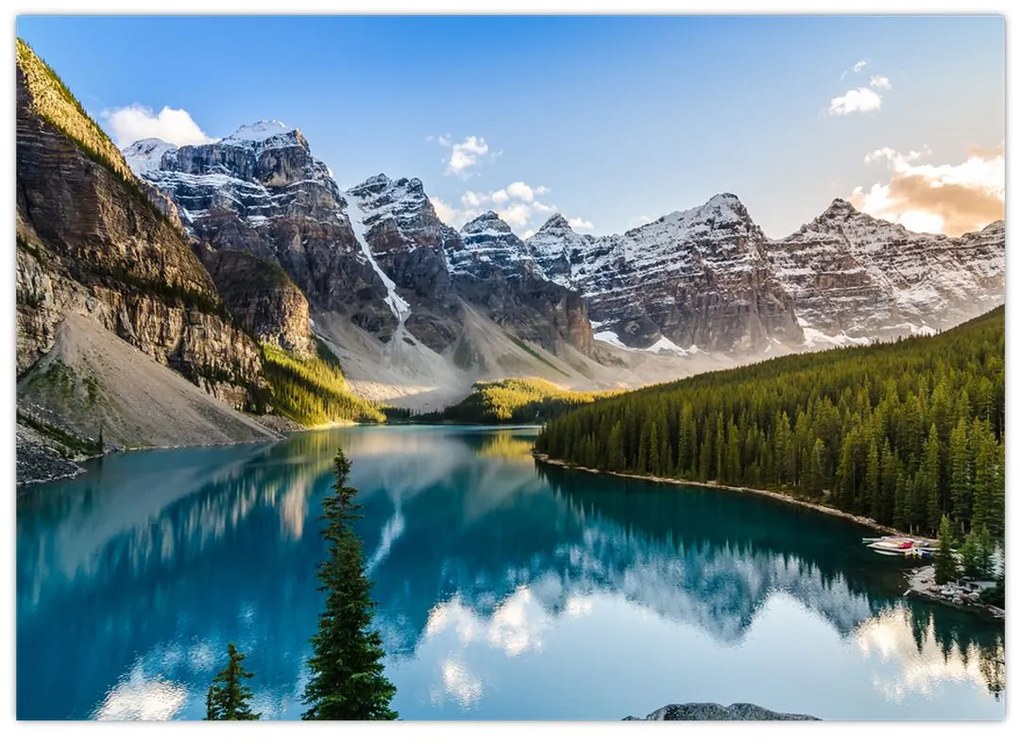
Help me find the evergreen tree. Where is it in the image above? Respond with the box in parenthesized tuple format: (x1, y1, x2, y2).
(948, 418, 972, 527)
(205, 643, 260, 721)
(865, 437, 880, 520)
(920, 424, 942, 533)
(533, 307, 1004, 543)
(302, 450, 397, 720)
(934, 514, 959, 586)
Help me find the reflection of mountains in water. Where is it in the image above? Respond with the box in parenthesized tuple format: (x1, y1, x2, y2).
(17, 428, 1004, 719)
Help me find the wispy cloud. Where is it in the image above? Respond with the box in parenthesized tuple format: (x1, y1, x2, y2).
(869, 75, 891, 91)
(102, 104, 214, 147)
(850, 145, 1004, 235)
(829, 62, 891, 116)
(433, 134, 497, 178)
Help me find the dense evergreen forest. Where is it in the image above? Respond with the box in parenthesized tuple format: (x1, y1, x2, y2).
(418, 377, 615, 424)
(262, 340, 386, 425)
(536, 307, 1005, 540)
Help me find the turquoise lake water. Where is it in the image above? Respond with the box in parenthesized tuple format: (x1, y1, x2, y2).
(16, 425, 1004, 720)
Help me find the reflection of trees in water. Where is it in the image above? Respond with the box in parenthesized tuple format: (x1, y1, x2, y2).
(855, 604, 1005, 701)
(18, 428, 1005, 719)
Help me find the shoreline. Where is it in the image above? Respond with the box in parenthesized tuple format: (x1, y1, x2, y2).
(904, 565, 1005, 623)
(533, 453, 1006, 624)
(532, 452, 912, 538)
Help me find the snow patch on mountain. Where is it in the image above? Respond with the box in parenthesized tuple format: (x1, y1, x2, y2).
(122, 138, 176, 175)
(342, 190, 411, 323)
(224, 120, 292, 142)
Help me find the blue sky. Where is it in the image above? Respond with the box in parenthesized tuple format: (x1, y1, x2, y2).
(17, 15, 1005, 238)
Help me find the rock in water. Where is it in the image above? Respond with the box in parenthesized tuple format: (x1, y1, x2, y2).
(626, 702, 819, 721)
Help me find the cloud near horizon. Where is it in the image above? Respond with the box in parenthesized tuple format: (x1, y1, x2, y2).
(850, 145, 1004, 235)
(101, 104, 214, 147)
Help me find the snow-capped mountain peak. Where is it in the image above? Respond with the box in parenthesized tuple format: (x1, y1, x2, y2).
(224, 119, 294, 142)
(122, 137, 177, 175)
(462, 210, 514, 235)
(538, 213, 575, 233)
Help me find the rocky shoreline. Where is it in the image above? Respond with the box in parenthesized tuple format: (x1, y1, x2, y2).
(905, 565, 1005, 622)
(15, 425, 87, 485)
(625, 703, 819, 721)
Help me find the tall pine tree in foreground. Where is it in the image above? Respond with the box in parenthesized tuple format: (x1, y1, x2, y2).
(302, 449, 397, 720)
(206, 643, 260, 720)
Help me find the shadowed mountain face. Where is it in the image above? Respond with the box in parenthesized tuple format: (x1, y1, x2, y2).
(17, 427, 1004, 721)
(15, 41, 268, 410)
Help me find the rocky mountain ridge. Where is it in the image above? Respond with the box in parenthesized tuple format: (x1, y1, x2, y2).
(528, 195, 1005, 353)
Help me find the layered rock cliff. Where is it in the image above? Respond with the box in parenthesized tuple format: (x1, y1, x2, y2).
(196, 246, 314, 356)
(16, 39, 269, 410)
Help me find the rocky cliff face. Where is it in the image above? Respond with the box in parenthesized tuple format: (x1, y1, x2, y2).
(197, 246, 314, 356)
(529, 195, 803, 353)
(455, 212, 594, 356)
(16, 40, 268, 410)
(769, 199, 1006, 343)
(345, 174, 462, 351)
(125, 121, 399, 340)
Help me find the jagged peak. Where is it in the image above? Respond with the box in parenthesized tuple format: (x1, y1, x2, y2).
(350, 173, 392, 193)
(537, 213, 574, 233)
(706, 192, 743, 207)
(821, 197, 859, 217)
(462, 210, 513, 235)
(224, 120, 297, 143)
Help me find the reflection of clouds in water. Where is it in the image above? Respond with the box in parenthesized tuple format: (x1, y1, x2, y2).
(278, 480, 308, 540)
(566, 595, 594, 617)
(855, 606, 998, 702)
(366, 505, 405, 574)
(432, 658, 484, 708)
(426, 585, 568, 658)
(94, 664, 187, 720)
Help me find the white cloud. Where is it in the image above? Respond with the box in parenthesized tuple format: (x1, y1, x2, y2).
(436, 134, 494, 177)
(850, 144, 1004, 235)
(828, 66, 892, 116)
(430, 196, 459, 226)
(567, 216, 595, 231)
(870, 75, 891, 91)
(430, 180, 559, 234)
(101, 104, 214, 147)
(828, 86, 883, 116)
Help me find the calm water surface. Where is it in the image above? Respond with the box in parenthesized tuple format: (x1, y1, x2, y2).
(17, 426, 1004, 720)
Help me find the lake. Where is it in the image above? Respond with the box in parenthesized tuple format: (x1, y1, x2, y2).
(16, 425, 1004, 720)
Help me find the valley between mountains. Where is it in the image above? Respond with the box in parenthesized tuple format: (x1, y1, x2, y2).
(14, 39, 1005, 483)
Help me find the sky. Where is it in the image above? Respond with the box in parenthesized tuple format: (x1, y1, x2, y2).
(16, 15, 1004, 239)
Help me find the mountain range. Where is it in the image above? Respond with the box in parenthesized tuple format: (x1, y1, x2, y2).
(14, 39, 1005, 479)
